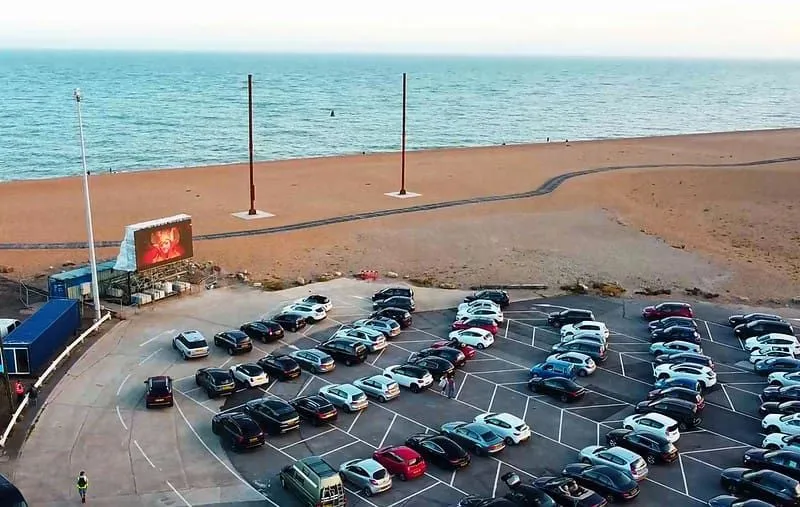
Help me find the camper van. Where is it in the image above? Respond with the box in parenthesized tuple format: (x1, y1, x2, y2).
(280, 456, 346, 507)
(0, 319, 21, 339)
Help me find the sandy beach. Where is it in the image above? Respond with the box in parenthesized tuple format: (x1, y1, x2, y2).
(1, 128, 799, 304)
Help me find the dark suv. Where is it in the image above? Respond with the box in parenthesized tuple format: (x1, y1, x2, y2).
(144, 376, 174, 408)
(317, 338, 368, 366)
(373, 286, 414, 301)
(240, 321, 285, 343)
(213, 330, 253, 355)
(551, 339, 607, 362)
(547, 309, 595, 328)
(195, 367, 236, 398)
(373, 296, 415, 313)
(464, 290, 510, 308)
(243, 398, 300, 435)
(211, 412, 265, 451)
(735, 320, 795, 339)
(273, 313, 308, 332)
(371, 307, 413, 328)
(257, 354, 302, 381)
(651, 325, 701, 344)
(634, 398, 702, 430)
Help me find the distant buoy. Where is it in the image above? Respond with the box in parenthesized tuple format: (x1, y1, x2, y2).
(330, 110, 335, 117)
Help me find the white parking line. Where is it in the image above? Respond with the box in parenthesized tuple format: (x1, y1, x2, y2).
(504, 320, 509, 339)
(678, 455, 689, 494)
(723, 384, 763, 396)
(704, 321, 714, 342)
(138, 349, 160, 366)
(596, 423, 600, 446)
(183, 387, 202, 395)
(140, 329, 176, 347)
(557, 410, 564, 442)
(319, 441, 359, 457)
(449, 469, 457, 486)
(683, 455, 723, 471)
(454, 375, 467, 400)
(720, 385, 736, 411)
(116, 373, 132, 397)
(523, 397, 531, 422)
(370, 348, 386, 366)
(681, 445, 750, 455)
(531, 327, 536, 347)
(279, 429, 337, 450)
(619, 353, 626, 377)
(347, 411, 363, 433)
(386, 483, 439, 507)
(468, 368, 527, 375)
(134, 440, 157, 469)
(567, 403, 628, 410)
(379, 414, 398, 448)
(116, 405, 128, 431)
(166, 480, 192, 507)
(646, 477, 705, 504)
(296, 377, 315, 398)
(218, 357, 233, 369)
(488, 385, 498, 412)
(491, 460, 502, 497)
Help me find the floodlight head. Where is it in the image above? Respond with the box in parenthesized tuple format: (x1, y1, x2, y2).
(73, 88, 82, 102)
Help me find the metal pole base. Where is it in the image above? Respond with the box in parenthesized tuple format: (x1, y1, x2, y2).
(248, 209, 257, 215)
(399, 189, 407, 195)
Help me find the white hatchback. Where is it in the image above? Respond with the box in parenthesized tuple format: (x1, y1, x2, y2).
(456, 307, 504, 323)
(745, 334, 800, 354)
(282, 302, 328, 322)
(448, 328, 495, 349)
(763, 432, 800, 451)
(763, 413, 800, 436)
(473, 412, 531, 445)
(457, 300, 501, 313)
(653, 363, 717, 389)
(623, 413, 680, 443)
(560, 321, 610, 341)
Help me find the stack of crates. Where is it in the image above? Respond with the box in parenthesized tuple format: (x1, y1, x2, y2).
(131, 293, 152, 305)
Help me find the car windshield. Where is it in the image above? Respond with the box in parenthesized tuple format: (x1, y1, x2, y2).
(480, 431, 497, 441)
(666, 424, 678, 432)
(149, 379, 169, 394)
(353, 393, 367, 401)
(273, 404, 295, 415)
(210, 371, 232, 382)
(239, 419, 261, 435)
(184, 339, 207, 349)
(372, 469, 387, 480)
(241, 365, 261, 375)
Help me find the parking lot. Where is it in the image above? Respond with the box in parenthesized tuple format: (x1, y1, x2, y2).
(168, 290, 774, 507)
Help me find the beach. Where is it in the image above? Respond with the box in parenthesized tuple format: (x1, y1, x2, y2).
(1, 128, 799, 304)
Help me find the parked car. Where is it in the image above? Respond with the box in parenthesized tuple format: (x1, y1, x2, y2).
(383, 365, 433, 392)
(318, 384, 369, 413)
(527, 475, 609, 507)
(280, 456, 346, 507)
(370, 307, 412, 328)
(652, 376, 701, 392)
(561, 463, 640, 502)
(352, 375, 401, 402)
(605, 428, 678, 464)
(373, 296, 415, 313)
(759, 401, 800, 417)
(649, 316, 698, 331)
(172, 330, 210, 359)
(474, 412, 531, 445)
(634, 398, 701, 430)
(457, 497, 518, 507)
(763, 433, 800, 452)
(650, 326, 701, 344)
(230, 363, 269, 387)
(464, 289, 510, 308)
(622, 413, 680, 443)
(720, 467, 800, 506)
(756, 358, 800, 376)
(211, 412, 265, 451)
(412, 347, 467, 368)
(440, 421, 506, 456)
(332, 327, 387, 353)
(243, 398, 300, 435)
(763, 413, 800, 435)
(144, 376, 173, 408)
(282, 302, 327, 322)
(338, 458, 392, 497)
(730, 313, 786, 327)
(653, 363, 716, 390)
(351, 317, 401, 338)
(546, 352, 596, 377)
(458, 300, 501, 314)
(256, 354, 301, 381)
(647, 387, 705, 410)
(560, 321, 610, 341)
(448, 328, 495, 349)
(653, 352, 714, 370)
(746, 334, 800, 354)
(642, 302, 693, 321)
(650, 340, 702, 356)
(372, 445, 426, 481)
(751, 347, 796, 364)
(550, 339, 608, 363)
(404, 433, 470, 469)
(372, 286, 414, 301)
(316, 338, 368, 366)
(707, 496, 775, 507)
(498, 472, 559, 507)
(194, 367, 236, 398)
(290, 349, 335, 373)
(452, 317, 499, 335)
(743, 448, 800, 481)
(528, 376, 587, 402)
(432, 339, 477, 359)
(769, 372, 800, 388)
(240, 320, 284, 343)
(530, 360, 577, 379)
(212, 330, 253, 355)
(736, 320, 795, 340)
(763, 385, 800, 403)
(289, 395, 338, 425)
(272, 312, 307, 332)
(548, 309, 596, 328)
(406, 356, 455, 381)
(578, 446, 648, 481)
(456, 306, 503, 323)
(295, 294, 333, 312)
(561, 332, 607, 347)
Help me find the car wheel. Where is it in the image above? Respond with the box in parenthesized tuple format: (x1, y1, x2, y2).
(657, 374, 669, 380)
(727, 484, 737, 494)
(581, 458, 591, 464)
(379, 395, 387, 403)
(214, 338, 220, 347)
(306, 317, 315, 324)
(646, 454, 657, 465)
(363, 487, 373, 497)
(770, 381, 783, 387)
(399, 473, 408, 481)
(207, 388, 215, 399)
(578, 369, 588, 377)
(653, 351, 663, 356)
(345, 359, 353, 366)
(183, 352, 190, 361)
(608, 438, 617, 446)
(228, 348, 235, 356)
(410, 384, 421, 393)
(623, 425, 633, 431)
(504, 437, 515, 446)
(560, 394, 568, 402)
(477, 343, 485, 350)
(768, 425, 780, 433)
(211, 422, 219, 435)
(606, 494, 615, 503)
(678, 422, 688, 432)
(698, 382, 706, 391)
(145, 403, 151, 409)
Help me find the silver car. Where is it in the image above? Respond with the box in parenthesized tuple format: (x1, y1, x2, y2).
(318, 384, 369, 412)
(333, 327, 387, 352)
(353, 375, 401, 403)
(339, 458, 392, 496)
(578, 445, 648, 481)
(352, 318, 401, 338)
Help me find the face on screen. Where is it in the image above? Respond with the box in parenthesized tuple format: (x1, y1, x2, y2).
(136, 221, 192, 269)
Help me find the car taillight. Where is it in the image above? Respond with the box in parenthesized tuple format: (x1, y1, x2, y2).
(370, 479, 380, 485)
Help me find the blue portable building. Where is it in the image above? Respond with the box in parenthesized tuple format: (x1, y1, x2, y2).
(1, 299, 81, 375)
(48, 260, 119, 300)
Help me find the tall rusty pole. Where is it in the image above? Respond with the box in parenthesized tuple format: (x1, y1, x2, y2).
(399, 72, 407, 195)
(247, 74, 257, 215)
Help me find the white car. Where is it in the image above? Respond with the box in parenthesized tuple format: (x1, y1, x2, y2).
(319, 384, 369, 413)
(282, 302, 327, 322)
(456, 307, 504, 323)
(294, 294, 333, 312)
(229, 363, 269, 387)
(649, 341, 702, 356)
(334, 327, 387, 352)
(768, 372, 800, 388)
(546, 352, 596, 377)
(750, 347, 796, 364)
(560, 321, 610, 341)
(382, 365, 433, 393)
(353, 375, 401, 402)
(763, 413, 800, 436)
(560, 331, 606, 346)
(473, 412, 531, 445)
(173, 330, 210, 359)
(448, 328, 495, 349)
(763, 432, 800, 451)
(653, 363, 717, 389)
(623, 413, 680, 443)
(457, 300, 501, 313)
(745, 334, 800, 353)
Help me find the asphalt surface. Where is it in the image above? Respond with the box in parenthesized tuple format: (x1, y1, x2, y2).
(168, 293, 773, 507)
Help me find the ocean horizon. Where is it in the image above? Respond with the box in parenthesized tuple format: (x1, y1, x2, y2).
(1, 50, 799, 182)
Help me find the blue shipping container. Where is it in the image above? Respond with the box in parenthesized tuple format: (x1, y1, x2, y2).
(2, 299, 81, 375)
(48, 259, 118, 300)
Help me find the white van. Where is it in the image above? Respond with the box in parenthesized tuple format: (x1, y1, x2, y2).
(0, 319, 21, 339)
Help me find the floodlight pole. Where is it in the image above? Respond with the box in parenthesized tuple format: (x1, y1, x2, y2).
(74, 89, 102, 322)
(247, 74, 257, 215)
(399, 72, 407, 195)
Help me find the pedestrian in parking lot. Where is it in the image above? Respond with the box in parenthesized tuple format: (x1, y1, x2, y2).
(28, 384, 38, 408)
(14, 380, 25, 405)
(438, 375, 447, 395)
(446, 372, 456, 399)
(76, 471, 88, 503)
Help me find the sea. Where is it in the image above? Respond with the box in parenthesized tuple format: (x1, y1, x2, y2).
(1, 50, 799, 182)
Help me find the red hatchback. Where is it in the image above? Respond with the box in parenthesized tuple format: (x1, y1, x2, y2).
(642, 302, 693, 321)
(432, 340, 477, 359)
(372, 445, 427, 481)
(452, 318, 499, 335)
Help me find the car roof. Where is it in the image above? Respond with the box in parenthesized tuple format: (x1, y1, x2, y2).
(640, 412, 678, 424)
(663, 326, 696, 332)
(572, 321, 606, 327)
(649, 397, 696, 409)
(381, 445, 417, 459)
(602, 446, 640, 461)
(330, 384, 362, 394)
(485, 412, 522, 423)
(658, 302, 691, 307)
(182, 330, 205, 341)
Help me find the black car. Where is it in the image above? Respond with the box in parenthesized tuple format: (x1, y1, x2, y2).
(414, 347, 467, 368)
(648, 316, 698, 331)
(561, 463, 640, 502)
(634, 398, 701, 430)
(256, 354, 301, 381)
(298, 294, 331, 307)
(0, 473, 28, 507)
(211, 412, 265, 451)
(735, 320, 795, 339)
(195, 367, 236, 398)
(605, 428, 678, 464)
(763, 385, 800, 403)
(371, 307, 413, 328)
(755, 358, 800, 376)
(373, 296, 415, 312)
(720, 467, 800, 506)
(499, 473, 558, 507)
(528, 377, 587, 402)
(650, 326, 701, 344)
(272, 313, 307, 332)
(464, 289, 510, 308)
(243, 398, 300, 435)
(653, 352, 714, 369)
(647, 386, 705, 407)
(289, 395, 338, 426)
(406, 356, 455, 381)
(759, 401, 800, 417)
(405, 433, 470, 469)
(240, 320, 285, 343)
(316, 338, 368, 366)
(372, 286, 414, 301)
(213, 330, 253, 355)
(457, 497, 519, 507)
(730, 313, 786, 327)
(144, 375, 174, 408)
(743, 449, 800, 481)
(547, 309, 596, 328)
(529, 475, 608, 507)
(708, 496, 775, 507)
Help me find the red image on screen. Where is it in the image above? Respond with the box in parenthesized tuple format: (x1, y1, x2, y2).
(134, 219, 193, 270)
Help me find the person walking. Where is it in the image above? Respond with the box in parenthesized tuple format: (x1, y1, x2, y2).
(445, 372, 456, 399)
(76, 471, 88, 503)
(28, 384, 38, 408)
(14, 380, 25, 405)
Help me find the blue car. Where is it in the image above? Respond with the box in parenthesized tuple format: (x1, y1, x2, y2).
(530, 360, 576, 379)
(653, 376, 700, 392)
(755, 358, 800, 376)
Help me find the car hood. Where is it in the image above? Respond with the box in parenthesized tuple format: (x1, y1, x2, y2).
(743, 448, 767, 461)
(763, 386, 783, 396)
(720, 467, 748, 482)
(760, 402, 781, 411)
(643, 306, 656, 313)
(707, 496, 740, 507)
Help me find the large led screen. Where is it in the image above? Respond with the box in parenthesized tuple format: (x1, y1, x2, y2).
(133, 218, 193, 270)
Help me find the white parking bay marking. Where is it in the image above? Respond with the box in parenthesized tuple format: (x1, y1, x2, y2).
(386, 483, 439, 507)
(557, 410, 564, 443)
(378, 414, 398, 448)
(678, 455, 690, 494)
(116, 373, 132, 397)
(134, 440, 157, 469)
(683, 455, 723, 471)
(370, 348, 386, 366)
(166, 481, 192, 507)
(347, 410, 363, 433)
(279, 428, 336, 450)
(491, 460, 502, 497)
(488, 385, 498, 412)
(218, 357, 233, 369)
(319, 441, 358, 458)
(140, 329, 176, 347)
(138, 349, 161, 366)
(116, 405, 128, 431)
(504, 320, 509, 339)
(720, 385, 736, 411)
(449, 469, 457, 486)
(704, 321, 714, 342)
(531, 327, 536, 347)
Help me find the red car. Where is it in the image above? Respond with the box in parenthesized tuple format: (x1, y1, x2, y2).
(432, 340, 477, 359)
(451, 317, 498, 335)
(642, 302, 693, 321)
(372, 445, 427, 481)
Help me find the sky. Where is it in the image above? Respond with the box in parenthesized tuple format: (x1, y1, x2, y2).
(1, 0, 799, 59)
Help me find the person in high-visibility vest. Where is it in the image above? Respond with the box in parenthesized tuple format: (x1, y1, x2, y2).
(14, 380, 25, 405)
(76, 471, 88, 503)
